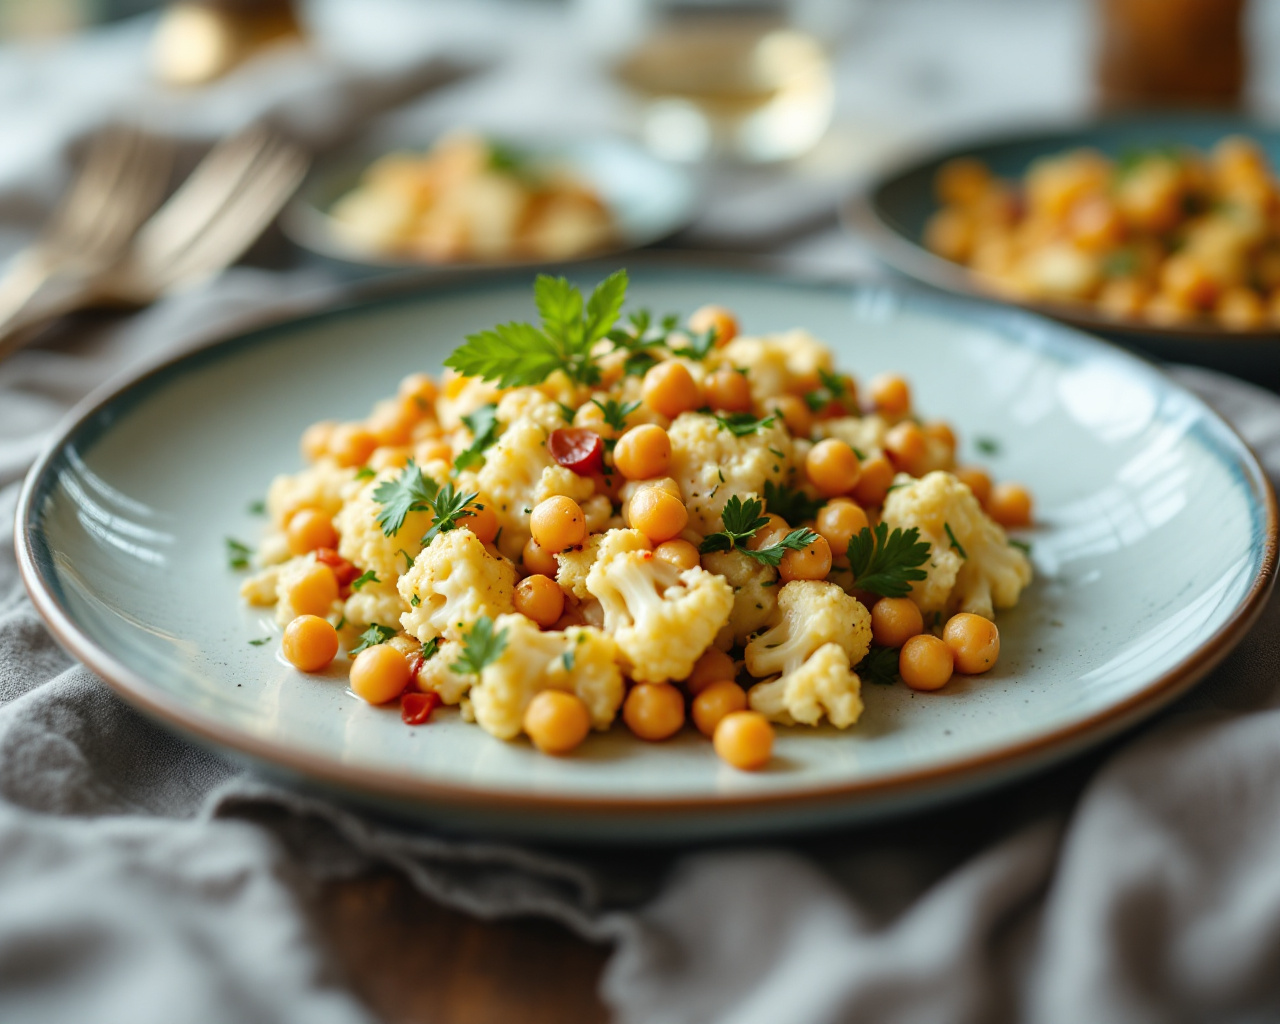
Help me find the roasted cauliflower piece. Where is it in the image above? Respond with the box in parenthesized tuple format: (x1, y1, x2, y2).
(556, 528, 649, 601)
(700, 547, 778, 645)
(398, 528, 516, 642)
(747, 643, 864, 728)
(716, 329, 833, 402)
(881, 471, 1032, 619)
(415, 640, 472, 704)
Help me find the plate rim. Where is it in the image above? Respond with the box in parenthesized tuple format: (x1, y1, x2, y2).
(15, 264, 1280, 821)
(843, 112, 1280, 342)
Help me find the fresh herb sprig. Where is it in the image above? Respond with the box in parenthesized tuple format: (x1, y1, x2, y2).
(606, 308, 679, 376)
(714, 412, 776, 437)
(944, 522, 967, 559)
(351, 623, 397, 655)
(592, 397, 641, 437)
(372, 461, 438, 535)
(351, 570, 379, 591)
(763, 480, 824, 525)
(451, 616, 508, 675)
(846, 522, 931, 598)
(453, 403, 500, 473)
(422, 483, 482, 544)
(700, 495, 821, 568)
(226, 537, 252, 570)
(857, 646, 901, 686)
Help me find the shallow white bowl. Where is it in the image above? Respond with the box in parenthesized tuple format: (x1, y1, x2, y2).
(17, 267, 1277, 842)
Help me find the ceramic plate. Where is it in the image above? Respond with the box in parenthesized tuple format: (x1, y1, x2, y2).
(283, 136, 698, 270)
(845, 113, 1280, 385)
(17, 267, 1277, 842)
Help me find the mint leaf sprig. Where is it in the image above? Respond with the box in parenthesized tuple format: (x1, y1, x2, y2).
(846, 522, 931, 598)
(700, 495, 821, 568)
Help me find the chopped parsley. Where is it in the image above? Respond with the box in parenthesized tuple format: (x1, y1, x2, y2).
(1009, 539, 1033, 554)
(247, 499, 266, 516)
(422, 483, 481, 545)
(763, 480, 824, 525)
(350, 623, 397, 655)
(226, 537, 252, 570)
(351, 570, 379, 591)
(944, 522, 967, 559)
(372, 461, 438, 535)
(670, 326, 718, 360)
(420, 636, 440, 661)
(248, 637, 271, 647)
(700, 495, 821, 568)
(857, 646, 900, 686)
(845, 522, 931, 598)
(714, 412, 776, 437)
(451, 616, 508, 675)
(355, 466, 376, 480)
(592, 397, 641, 436)
(397, 549, 414, 571)
(974, 436, 1001, 456)
(453, 403, 500, 472)
(410, 594, 421, 607)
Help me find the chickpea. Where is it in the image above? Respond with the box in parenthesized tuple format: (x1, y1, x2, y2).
(779, 533, 832, 582)
(613, 424, 672, 480)
(301, 421, 335, 462)
(763, 394, 813, 437)
(415, 439, 454, 465)
(852, 454, 896, 507)
(574, 401, 615, 439)
(1160, 255, 1218, 310)
(287, 563, 339, 618)
(523, 690, 591, 755)
(899, 634, 954, 692)
(747, 513, 791, 553)
(1098, 279, 1151, 320)
(642, 361, 702, 419)
(1216, 287, 1267, 331)
(922, 421, 956, 455)
(368, 446, 411, 472)
(713, 711, 774, 770)
(871, 597, 924, 648)
(988, 482, 1033, 527)
(329, 423, 378, 468)
(514, 574, 565, 628)
(530, 496, 587, 553)
(654, 538, 700, 571)
(349, 643, 411, 704)
(628, 486, 688, 544)
(686, 647, 737, 696)
(286, 508, 338, 556)
(705, 368, 753, 412)
(460, 503, 499, 544)
(869, 374, 911, 417)
(282, 615, 339, 672)
(954, 466, 993, 508)
(692, 680, 748, 737)
(688, 304, 738, 347)
(944, 613, 1000, 674)
(815, 499, 869, 560)
(936, 157, 991, 207)
(367, 400, 415, 447)
(884, 421, 928, 476)
(623, 682, 686, 741)
(924, 208, 975, 263)
(398, 372, 437, 409)
(522, 537, 559, 577)
(806, 439, 862, 497)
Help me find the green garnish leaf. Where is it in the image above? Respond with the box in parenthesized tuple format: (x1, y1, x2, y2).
(623, 351, 658, 377)
(747, 527, 822, 568)
(421, 484, 481, 545)
(714, 412, 776, 437)
(454, 402, 500, 472)
(857, 646, 900, 686)
(248, 637, 271, 646)
(1009, 539, 1033, 554)
(846, 522, 931, 598)
(410, 594, 421, 607)
(451, 615, 508, 675)
(421, 636, 440, 661)
(974, 436, 1001, 456)
(944, 522, 967, 559)
(351, 570, 379, 591)
(763, 481, 824, 525)
(355, 466, 376, 480)
(398, 549, 414, 571)
(592, 397, 641, 435)
(699, 495, 819, 567)
(372, 461, 438, 536)
(350, 623, 397, 655)
(247, 499, 266, 515)
(226, 537, 252, 570)
(671, 327, 718, 360)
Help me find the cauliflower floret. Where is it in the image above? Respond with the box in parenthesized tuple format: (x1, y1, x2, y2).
(586, 538, 733, 682)
(748, 643, 864, 728)
(556, 528, 649, 600)
(334, 466, 444, 581)
(343, 580, 406, 629)
(716, 329, 833, 401)
(744, 580, 871, 679)
(436, 373, 502, 431)
(240, 565, 280, 606)
(475, 396, 563, 560)
(398, 529, 515, 642)
(273, 554, 342, 625)
(468, 614, 624, 740)
(535, 464, 595, 505)
(266, 460, 357, 529)
(415, 640, 472, 704)
(668, 412, 794, 534)
(497, 386, 567, 433)
(814, 415, 890, 459)
(700, 548, 777, 644)
(881, 471, 1032, 619)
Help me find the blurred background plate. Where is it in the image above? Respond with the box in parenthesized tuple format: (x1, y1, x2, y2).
(845, 113, 1280, 385)
(282, 135, 699, 271)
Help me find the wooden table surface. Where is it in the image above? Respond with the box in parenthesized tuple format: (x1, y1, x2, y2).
(311, 869, 611, 1024)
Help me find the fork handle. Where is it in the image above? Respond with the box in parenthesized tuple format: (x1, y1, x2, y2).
(0, 251, 57, 337)
(0, 265, 99, 362)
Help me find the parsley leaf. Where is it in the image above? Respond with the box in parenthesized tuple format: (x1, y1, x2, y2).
(248, 637, 271, 647)
(372, 461, 438, 536)
(421, 483, 481, 545)
(1009, 539, 1032, 554)
(397, 549, 414, 571)
(350, 623, 397, 655)
(763, 480, 824, 525)
(699, 495, 819, 567)
(355, 466, 376, 480)
(714, 412, 776, 437)
(747, 527, 822, 568)
(592, 397, 641, 435)
(944, 522, 967, 559)
(670, 327, 718, 360)
(975, 436, 1001, 456)
(226, 537, 252, 570)
(454, 403, 500, 472)
(451, 616, 509, 675)
(846, 523, 931, 598)
(421, 636, 440, 661)
(247, 499, 266, 515)
(857, 646, 900, 686)
(351, 569, 379, 591)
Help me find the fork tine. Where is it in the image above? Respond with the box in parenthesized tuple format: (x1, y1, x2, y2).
(43, 124, 136, 242)
(73, 129, 174, 257)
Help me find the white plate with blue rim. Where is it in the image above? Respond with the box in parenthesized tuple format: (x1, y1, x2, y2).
(16, 265, 1277, 842)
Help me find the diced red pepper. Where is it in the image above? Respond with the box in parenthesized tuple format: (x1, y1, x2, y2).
(548, 428, 604, 476)
(401, 691, 441, 725)
(407, 653, 426, 680)
(315, 547, 360, 586)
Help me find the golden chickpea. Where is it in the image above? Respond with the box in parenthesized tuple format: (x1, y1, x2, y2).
(642, 361, 703, 419)
(523, 689, 591, 755)
(713, 711, 774, 770)
(705, 368, 753, 412)
(869, 374, 911, 417)
(282, 615, 339, 672)
(747, 513, 791, 553)
(397, 372, 437, 409)
(954, 466, 993, 508)
(522, 537, 560, 578)
(692, 680, 748, 737)
(301, 421, 335, 462)
(1098, 279, 1151, 320)
(884, 421, 928, 476)
(367, 400, 415, 447)
(922, 421, 956, 454)
(936, 157, 991, 207)
(286, 508, 338, 556)
(988, 482, 1033, 527)
(899, 634, 954, 692)
(654, 538, 700, 571)
(530, 496, 587, 553)
(815, 499, 869, 561)
(852, 454, 895, 507)
(686, 647, 736, 696)
(1160, 255, 1218, 310)
(763, 394, 813, 437)
(779, 533, 831, 582)
(349, 643, 412, 704)
(628, 486, 689, 544)
(871, 597, 925, 648)
(805, 439, 862, 497)
(460, 503, 499, 544)
(328, 423, 378, 468)
(368, 446, 411, 472)
(688, 304, 738, 347)
(944, 613, 1000, 674)
(1216, 287, 1267, 331)
(924, 208, 975, 263)
(287, 563, 339, 618)
(623, 682, 686, 741)
(613, 424, 672, 480)
(415, 439, 454, 465)
(514, 574, 565, 628)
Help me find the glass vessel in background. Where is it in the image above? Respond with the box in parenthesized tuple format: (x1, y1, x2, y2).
(612, 3, 834, 164)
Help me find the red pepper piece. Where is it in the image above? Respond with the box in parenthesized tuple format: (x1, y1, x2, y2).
(401, 691, 441, 725)
(315, 547, 360, 586)
(548, 428, 604, 476)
